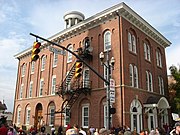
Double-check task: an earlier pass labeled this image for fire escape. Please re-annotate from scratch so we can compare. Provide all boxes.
[56,38,93,115]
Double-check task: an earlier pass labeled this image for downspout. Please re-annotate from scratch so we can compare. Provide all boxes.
[116,12,124,127]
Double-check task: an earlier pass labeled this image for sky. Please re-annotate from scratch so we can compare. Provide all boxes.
[0,0,180,112]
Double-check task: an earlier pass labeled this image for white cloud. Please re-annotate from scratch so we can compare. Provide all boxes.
[0,32,27,112]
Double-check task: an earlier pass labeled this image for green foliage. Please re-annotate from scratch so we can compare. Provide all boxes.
[169,65,180,113]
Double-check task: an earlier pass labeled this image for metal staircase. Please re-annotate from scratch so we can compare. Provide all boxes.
[56,60,92,115]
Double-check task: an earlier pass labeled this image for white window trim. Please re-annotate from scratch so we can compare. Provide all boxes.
[17,108,21,125]
[64,106,70,127]
[128,32,136,54]
[146,71,153,92]
[29,81,33,98]
[26,107,31,125]
[31,61,35,74]
[49,106,55,126]
[67,45,73,63]
[130,99,143,133]
[134,66,138,88]
[129,64,138,88]
[19,84,24,99]
[39,78,44,97]
[128,32,132,51]
[156,50,162,67]
[129,64,134,87]
[22,64,26,77]
[51,75,56,95]
[82,104,89,128]
[159,76,164,95]
[104,31,111,52]
[41,56,46,71]
[132,35,136,53]
[53,53,58,67]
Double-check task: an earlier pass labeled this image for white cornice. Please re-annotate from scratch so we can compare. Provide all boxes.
[15,2,171,59]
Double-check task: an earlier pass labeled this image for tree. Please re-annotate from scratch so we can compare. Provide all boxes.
[169,65,180,114]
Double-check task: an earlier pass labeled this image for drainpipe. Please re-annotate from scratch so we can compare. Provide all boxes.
[116,12,124,127]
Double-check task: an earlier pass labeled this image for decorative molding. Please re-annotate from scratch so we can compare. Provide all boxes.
[15,2,171,59]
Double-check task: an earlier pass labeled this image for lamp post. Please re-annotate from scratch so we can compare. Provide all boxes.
[99,50,115,130]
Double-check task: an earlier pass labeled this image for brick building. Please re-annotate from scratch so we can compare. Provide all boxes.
[13,2,171,133]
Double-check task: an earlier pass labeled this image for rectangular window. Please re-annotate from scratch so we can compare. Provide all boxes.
[22,64,26,77]
[128,32,132,51]
[64,107,70,126]
[82,105,89,128]
[17,109,21,124]
[39,79,44,96]
[29,82,33,98]
[50,108,55,125]
[104,105,107,128]
[26,109,31,125]
[129,64,133,86]
[41,56,46,71]
[53,53,58,67]
[83,68,90,88]
[51,75,56,95]
[19,84,24,99]
[132,35,136,53]
[134,66,138,88]
[67,45,73,63]
[149,73,153,92]
[31,61,35,74]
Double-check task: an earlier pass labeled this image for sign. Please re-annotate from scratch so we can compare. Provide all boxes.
[110,79,115,103]
[172,113,180,121]
[49,46,66,55]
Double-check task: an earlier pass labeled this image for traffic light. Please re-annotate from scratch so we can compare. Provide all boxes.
[75,61,83,78]
[31,41,41,61]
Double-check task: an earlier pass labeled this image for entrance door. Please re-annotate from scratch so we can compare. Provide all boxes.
[34,103,43,130]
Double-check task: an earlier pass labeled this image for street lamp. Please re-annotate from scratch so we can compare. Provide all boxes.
[99,51,115,129]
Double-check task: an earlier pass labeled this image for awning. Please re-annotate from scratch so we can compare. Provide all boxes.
[144,96,170,109]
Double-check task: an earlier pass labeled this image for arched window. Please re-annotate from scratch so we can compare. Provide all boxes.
[156,48,162,67]
[130,99,142,133]
[48,102,55,126]
[22,63,26,77]
[134,66,138,88]
[31,61,35,74]
[28,81,33,98]
[39,78,44,97]
[19,84,24,99]
[128,31,136,53]
[144,41,151,61]
[104,31,111,51]
[51,75,56,95]
[146,71,153,92]
[16,106,21,125]
[158,76,164,95]
[53,53,58,67]
[129,64,133,86]
[129,64,138,88]
[67,44,73,63]
[25,105,31,125]
[41,55,46,71]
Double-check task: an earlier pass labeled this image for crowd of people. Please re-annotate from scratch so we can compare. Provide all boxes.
[1,115,180,135]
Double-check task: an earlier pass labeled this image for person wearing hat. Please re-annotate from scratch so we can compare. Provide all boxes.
[170,122,180,135]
